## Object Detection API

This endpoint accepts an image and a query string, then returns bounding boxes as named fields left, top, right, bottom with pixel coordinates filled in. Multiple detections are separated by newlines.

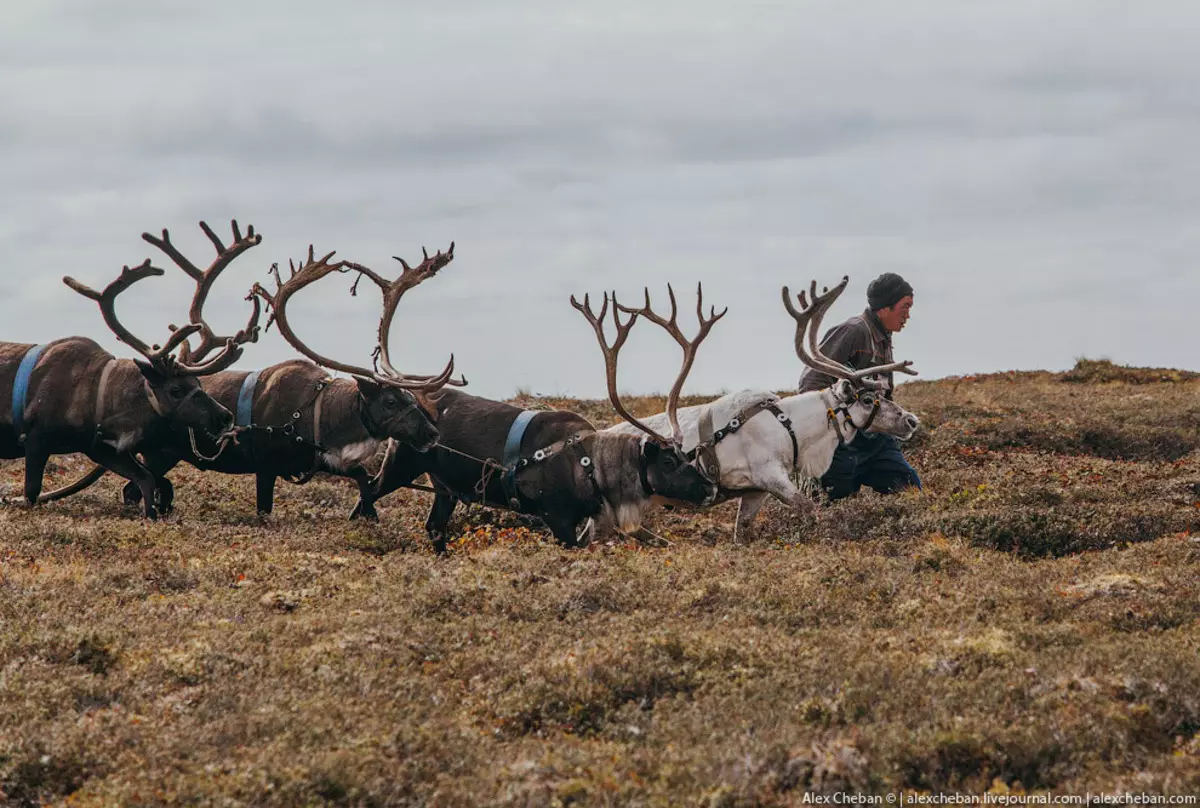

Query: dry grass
left=2, top=359, right=1198, bottom=805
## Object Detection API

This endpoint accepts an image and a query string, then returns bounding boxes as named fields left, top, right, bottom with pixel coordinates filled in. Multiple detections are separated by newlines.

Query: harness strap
left=501, top=410, right=539, bottom=507
left=12, top=344, right=47, bottom=441
left=236, top=370, right=262, bottom=427
left=763, top=403, right=799, bottom=468
left=94, top=360, right=117, bottom=425
left=90, top=359, right=118, bottom=449
left=690, top=399, right=800, bottom=475
left=827, top=397, right=881, bottom=446
left=857, top=399, right=882, bottom=431
left=827, top=407, right=849, bottom=446
left=312, top=381, right=329, bottom=447
left=144, top=379, right=166, bottom=416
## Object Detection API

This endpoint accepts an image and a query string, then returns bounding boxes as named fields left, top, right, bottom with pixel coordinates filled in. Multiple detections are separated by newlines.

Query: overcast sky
left=2, top=1, right=1197, bottom=399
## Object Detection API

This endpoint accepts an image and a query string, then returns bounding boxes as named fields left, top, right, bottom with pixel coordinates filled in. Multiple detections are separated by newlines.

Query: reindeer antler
left=251, top=243, right=464, bottom=392
left=781, top=276, right=917, bottom=389
left=341, top=242, right=465, bottom=391
left=142, top=219, right=263, bottom=376
left=64, top=260, right=203, bottom=368
left=570, top=291, right=676, bottom=446
left=615, top=283, right=726, bottom=446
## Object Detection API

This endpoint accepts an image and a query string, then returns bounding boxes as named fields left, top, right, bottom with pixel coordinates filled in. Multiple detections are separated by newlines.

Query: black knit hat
left=867, top=273, right=913, bottom=311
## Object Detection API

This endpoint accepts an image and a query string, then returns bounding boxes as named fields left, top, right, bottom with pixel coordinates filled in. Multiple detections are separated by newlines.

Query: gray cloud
left=2, top=1, right=1198, bottom=399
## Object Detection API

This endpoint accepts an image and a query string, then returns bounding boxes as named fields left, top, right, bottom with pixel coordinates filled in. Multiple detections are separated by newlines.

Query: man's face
left=877, top=295, right=913, bottom=333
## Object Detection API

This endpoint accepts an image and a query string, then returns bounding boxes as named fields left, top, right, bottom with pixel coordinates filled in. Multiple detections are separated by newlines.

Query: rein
left=428, top=429, right=602, bottom=508
left=189, top=427, right=235, bottom=462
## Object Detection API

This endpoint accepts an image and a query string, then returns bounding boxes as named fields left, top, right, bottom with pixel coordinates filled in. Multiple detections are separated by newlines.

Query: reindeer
left=352, top=284, right=725, bottom=551
left=0, top=221, right=259, bottom=518
left=604, top=276, right=921, bottom=542
left=86, top=243, right=462, bottom=517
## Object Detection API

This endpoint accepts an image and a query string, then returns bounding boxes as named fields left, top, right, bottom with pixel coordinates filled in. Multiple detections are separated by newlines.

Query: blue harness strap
left=235, top=369, right=262, bottom=427
left=500, top=410, right=538, bottom=507
left=12, top=344, right=47, bottom=440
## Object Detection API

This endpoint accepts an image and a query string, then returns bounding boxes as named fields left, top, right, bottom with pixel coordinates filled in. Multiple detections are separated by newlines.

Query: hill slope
left=1, top=359, right=1198, bottom=803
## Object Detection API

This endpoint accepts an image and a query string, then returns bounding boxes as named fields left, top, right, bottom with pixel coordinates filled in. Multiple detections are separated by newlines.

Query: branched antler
left=64, top=259, right=202, bottom=370
left=145, top=219, right=263, bottom=375
left=340, top=242, right=464, bottom=390
left=570, top=291, right=676, bottom=446
left=617, top=282, right=727, bottom=446
left=250, top=243, right=464, bottom=392
left=781, top=276, right=917, bottom=389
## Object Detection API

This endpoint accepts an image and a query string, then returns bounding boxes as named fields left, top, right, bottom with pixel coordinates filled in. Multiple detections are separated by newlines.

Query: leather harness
left=11, top=344, right=47, bottom=442
left=219, top=371, right=332, bottom=482
left=10, top=348, right=202, bottom=451
left=688, top=399, right=800, bottom=481
left=495, top=410, right=601, bottom=509
left=825, top=390, right=882, bottom=446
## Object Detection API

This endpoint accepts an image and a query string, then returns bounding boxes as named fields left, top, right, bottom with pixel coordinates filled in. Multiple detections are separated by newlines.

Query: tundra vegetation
left=1, top=359, right=1198, bottom=805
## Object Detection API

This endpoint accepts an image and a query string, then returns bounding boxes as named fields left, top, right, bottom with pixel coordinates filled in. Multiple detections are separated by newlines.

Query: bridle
left=826, top=386, right=882, bottom=446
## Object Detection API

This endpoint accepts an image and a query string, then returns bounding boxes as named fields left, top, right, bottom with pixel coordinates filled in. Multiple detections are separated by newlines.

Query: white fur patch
left=105, top=430, right=142, bottom=454
left=322, top=438, right=381, bottom=472
left=605, top=500, right=646, bottom=533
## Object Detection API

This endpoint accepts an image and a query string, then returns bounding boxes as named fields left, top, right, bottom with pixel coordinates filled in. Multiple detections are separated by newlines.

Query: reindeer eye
left=383, top=395, right=397, bottom=409
left=169, top=385, right=185, bottom=399
left=861, top=395, right=874, bottom=405
left=663, top=453, right=679, bottom=470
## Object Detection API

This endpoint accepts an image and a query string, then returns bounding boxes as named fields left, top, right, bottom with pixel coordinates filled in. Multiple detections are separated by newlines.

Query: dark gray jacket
left=798, top=308, right=895, bottom=397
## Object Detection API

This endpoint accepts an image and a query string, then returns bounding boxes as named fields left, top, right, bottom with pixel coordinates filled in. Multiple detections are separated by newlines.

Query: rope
left=188, top=428, right=234, bottom=462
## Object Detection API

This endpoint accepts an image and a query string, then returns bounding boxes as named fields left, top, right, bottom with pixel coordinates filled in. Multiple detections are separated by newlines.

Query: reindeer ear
left=355, top=377, right=383, bottom=398
left=834, top=379, right=855, bottom=402
left=642, top=440, right=662, bottom=461
left=134, top=359, right=167, bottom=385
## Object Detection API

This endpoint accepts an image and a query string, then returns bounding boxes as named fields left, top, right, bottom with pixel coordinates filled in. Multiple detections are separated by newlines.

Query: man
left=798, top=272, right=920, bottom=501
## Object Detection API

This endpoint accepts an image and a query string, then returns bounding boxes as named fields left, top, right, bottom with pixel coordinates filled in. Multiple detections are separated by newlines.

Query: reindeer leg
left=347, top=467, right=378, bottom=521
left=543, top=512, right=586, bottom=549
left=742, top=472, right=817, bottom=543
left=21, top=433, right=50, bottom=507
left=156, top=477, right=176, bottom=514
left=121, top=480, right=143, bottom=510
left=86, top=447, right=159, bottom=519
left=255, top=473, right=278, bottom=516
left=123, top=449, right=180, bottom=513
left=425, top=490, right=459, bottom=553
left=733, top=491, right=771, bottom=544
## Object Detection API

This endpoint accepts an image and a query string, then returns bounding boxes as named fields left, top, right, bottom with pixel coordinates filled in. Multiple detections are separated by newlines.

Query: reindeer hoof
left=350, top=501, right=378, bottom=521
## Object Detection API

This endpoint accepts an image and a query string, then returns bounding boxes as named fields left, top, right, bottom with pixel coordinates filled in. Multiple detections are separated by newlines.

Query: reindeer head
left=572, top=283, right=726, bottom=506
left=827, top=379, right=920, bottom=441
left=783, top=277, right=921, bottom=442
left=63, top=220, right=266, bottom=438
left=250, top=243, right=464, bottom=453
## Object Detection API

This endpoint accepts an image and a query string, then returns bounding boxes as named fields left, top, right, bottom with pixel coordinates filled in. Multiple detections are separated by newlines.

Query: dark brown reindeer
left=0, top=221, right=259, bottom=517
left=353, top=284, right=724, bottom=552
left=66, top=244, right=458, bottom=517
left=104, top=243, right=463, bottom=517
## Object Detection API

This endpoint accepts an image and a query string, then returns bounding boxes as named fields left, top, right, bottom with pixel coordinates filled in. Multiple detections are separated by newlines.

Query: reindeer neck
left=775, top=389, right=852, bottom=477
left=588, top=433, right=650, bottom=532
left=311, top=379, right=371, bottom=448
left=94, top=360, right=160, bottom=451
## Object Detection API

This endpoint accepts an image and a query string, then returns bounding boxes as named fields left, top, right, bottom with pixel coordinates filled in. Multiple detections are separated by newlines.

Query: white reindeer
left=605, top=276, right=921, bottom=542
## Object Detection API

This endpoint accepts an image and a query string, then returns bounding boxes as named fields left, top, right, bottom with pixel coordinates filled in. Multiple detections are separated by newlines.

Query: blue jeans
left=821, top=433, right=921, bottom=501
